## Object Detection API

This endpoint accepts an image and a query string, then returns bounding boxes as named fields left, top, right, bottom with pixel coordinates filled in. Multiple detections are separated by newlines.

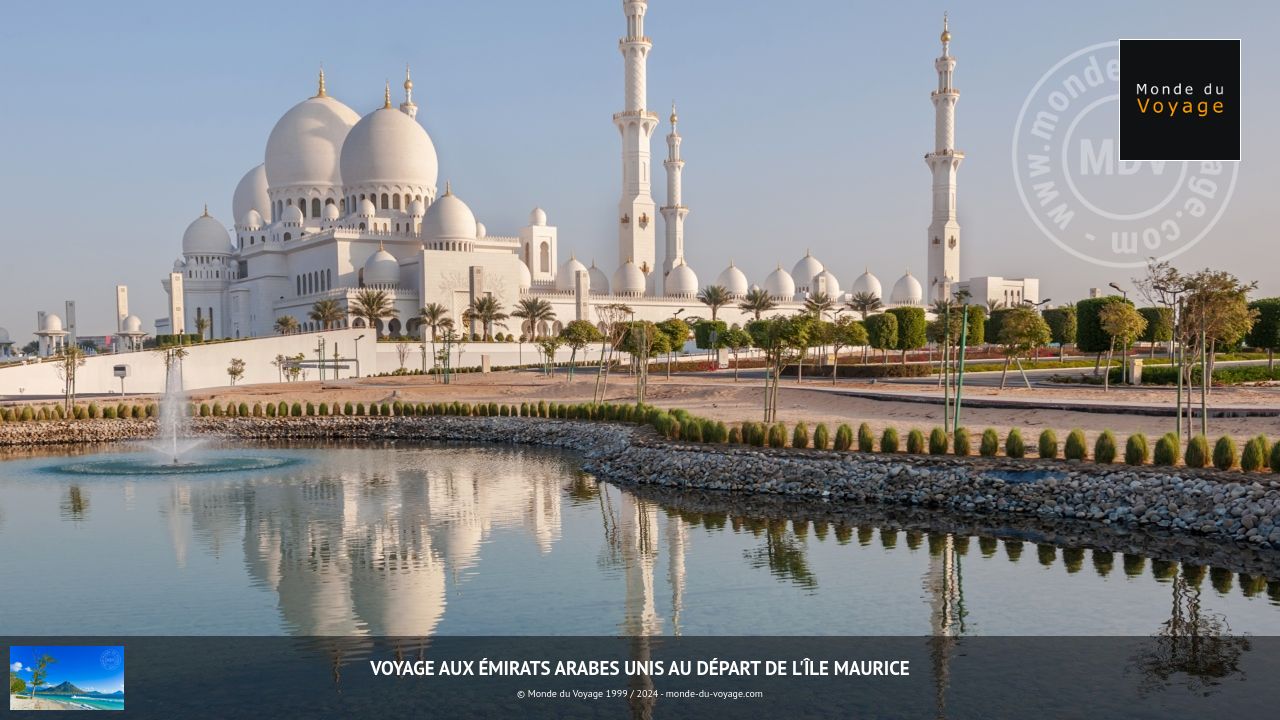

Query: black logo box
left=1119, top=39, right=1240, bottom=161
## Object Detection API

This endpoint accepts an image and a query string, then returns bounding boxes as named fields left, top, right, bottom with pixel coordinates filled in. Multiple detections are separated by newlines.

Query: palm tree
left=194, top=316, right=211, bottom=341
left=846, top=291, right=882, bottom=320
left=986, top=298, right=1005, bottom=312
left=804, top=292, right=835, bottom=321
left=463, top=295, right=509, bottom=341
left=697, top=285, right=731, bottom=322
left=416, top=303, right=450, bottom=341
left=273, top=315, right=299, bottom=335
left=512, top=297, right=556, bottom=340
left=738, top=287, right=776, bottom=320
left=352, top=289, right=397, bottom=336
left=309, top=299, right=343, bottom=330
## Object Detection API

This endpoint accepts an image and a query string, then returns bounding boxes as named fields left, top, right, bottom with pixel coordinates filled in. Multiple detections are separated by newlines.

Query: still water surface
left=0, top=441, right=1276, bottom=636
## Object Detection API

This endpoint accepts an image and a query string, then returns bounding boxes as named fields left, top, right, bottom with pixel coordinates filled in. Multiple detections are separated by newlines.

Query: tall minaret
left=660, top=101, right=688, bottom=291
left=926, top=13, right=963, bottom=303
left=400, top=64, right=418, bottom=119
left=615, top=0, right=659, bottom=290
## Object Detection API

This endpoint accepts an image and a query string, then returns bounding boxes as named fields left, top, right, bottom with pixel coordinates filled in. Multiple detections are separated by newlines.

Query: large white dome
left=588, top=261, right=610, bottom=295
left=715, top=262, right=749, bottom=297
left=422, top=190, right=477, bottom=242
left=182, top=211, right=231, bottom=255
left=122, top=315, right=143, bottom=333
left=890, top=271, right=923, bottom=305
left=814, top=269, right=841, bottom=297
left=665, top=262, right=699, bottom=298
left=612, top=260, right=646, bottom=296
left=363, top=246, right=400, bottom=286
left=557, top=256, right=588, bottom=292
left=233, top=164, right=271, bottom=225
left=516, top=258, right=533, bottom=290
left=339, top=106, right=438, bottom=195
left=791, top=251, right=825, bottom=291
left=264, top=94, right=360, bottom=191
left=40, top=314, right=64, bottom=333
left=850, top=268, right=882, bottom=298
left=763, top=265, right=796, bottom=300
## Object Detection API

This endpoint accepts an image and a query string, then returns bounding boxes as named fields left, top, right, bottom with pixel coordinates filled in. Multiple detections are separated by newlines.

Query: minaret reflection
left=925, top=532, right=965, bottom=719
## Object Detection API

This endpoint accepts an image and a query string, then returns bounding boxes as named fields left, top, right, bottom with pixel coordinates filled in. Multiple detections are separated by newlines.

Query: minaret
left=400, top=64, right=418, bottom=119
left=614, top=0, right=658, bottom=291
left=926, top=13, right=963, bottom=303
left=660, top=101, right=688, bottom=291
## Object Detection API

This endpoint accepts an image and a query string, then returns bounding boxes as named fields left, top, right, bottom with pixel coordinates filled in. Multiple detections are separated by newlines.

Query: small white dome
left=814, top=269, right=841, bottom=297
left=763, top=265, right=796, bottom=300
left=475, top=221, right=487, bottom=238
left=363, top=246, right=400, bottom=286
left=612, top=260, right=646, bottom=296
left=557, top=256, right=588, bottom=292
left=850, top=268, right=882, bottom=299
left=182, top=211, right=232, bottom=255
left=890, top=270, right=923, bottom=305
left=323, top=202, right=340, bottom=221
left=516, top=258, right=533, bottom=289
left=264, top=94, right=360, bottom=191
left=715, top=262, right=749, bottom=297
left=357, top=198, right=377, bottom=217
left=665, top=262, right=699, bottom=298
left=408, top=199, right=426, bottom=217
left=422, top=191, right=477, bottom=242
left=588, top=262, right=610, bottom=295
left=123, top=315, right=143, bottom=333
left=530, top=207, right=547, bottom=226
left=40, top=314, right=64, bottom=333
left=340, top=106, right=438, bottom=194
left=233, top=164, right=271, bottom=225
left=791, top=250, right=825, bottom=291
left=281, top=204, right=304, bottom=225
left=240, top=209, right=264, bottom=230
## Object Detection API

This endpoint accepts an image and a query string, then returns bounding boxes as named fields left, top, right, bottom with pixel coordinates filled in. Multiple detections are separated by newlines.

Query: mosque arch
left=283, top=232, right=292, bottom=242
left=352, top=317, right=366, bottom=328
left=311, top=198, right=321, bottom=217
left=388, top=318, right=402, bottom=336
left=392, top=194, right=401, bottom=210
left=380, top=193, right=389, bottom=210
left=539, top=242, right=550, bottom=273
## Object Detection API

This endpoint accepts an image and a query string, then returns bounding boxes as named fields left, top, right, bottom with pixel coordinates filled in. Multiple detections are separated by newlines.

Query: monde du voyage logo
left=1013, top=39, right=1240, bottom=268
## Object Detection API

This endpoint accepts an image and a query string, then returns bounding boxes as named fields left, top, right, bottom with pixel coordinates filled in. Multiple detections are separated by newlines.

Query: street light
left=1153, top=280, right=1190, bottom=440
left=1108, top=282, right=1128, bottom=300
left=1022, top=298, right=1051, bottom=309
left=354, top=334, right=366, bottom=378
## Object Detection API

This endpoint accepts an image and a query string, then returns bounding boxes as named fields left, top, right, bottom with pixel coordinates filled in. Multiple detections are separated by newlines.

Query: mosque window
left=539, top=242, right=550, bottom=273
left=359, top=223, right=366, bottom=231
left=286, top=198, right=292, bottom=206
left=311, top=198, right=321, bottom=217
left=284, top=233, right=292, bottom=242
left=381, top=193, right=390, bottom=210
left=327, top=269, right=332, bottom=289
left=392, top=195, right=401, bottom=210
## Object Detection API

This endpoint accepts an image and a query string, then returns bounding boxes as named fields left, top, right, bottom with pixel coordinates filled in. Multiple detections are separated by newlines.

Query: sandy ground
left=9, top=694, right=88, bottom=710
left=164, top=368, right=1280, bottom=444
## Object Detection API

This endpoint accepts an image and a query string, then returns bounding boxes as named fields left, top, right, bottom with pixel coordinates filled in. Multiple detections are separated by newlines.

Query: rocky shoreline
left=3, top=416, right=1279, bottom=555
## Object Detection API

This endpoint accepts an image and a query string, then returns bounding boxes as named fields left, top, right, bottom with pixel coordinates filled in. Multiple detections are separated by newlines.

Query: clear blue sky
left=10, top=645, right=125, bottom=693
left=0, top=0, right=1274, bottom=340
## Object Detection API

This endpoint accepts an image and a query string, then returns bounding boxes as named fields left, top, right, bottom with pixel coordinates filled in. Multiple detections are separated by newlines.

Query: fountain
left=49, top=346, right=296, bottom=477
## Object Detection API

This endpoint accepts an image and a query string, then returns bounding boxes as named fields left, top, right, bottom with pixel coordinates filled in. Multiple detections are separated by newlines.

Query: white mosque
left=154, top=4, right=1037, bottom=343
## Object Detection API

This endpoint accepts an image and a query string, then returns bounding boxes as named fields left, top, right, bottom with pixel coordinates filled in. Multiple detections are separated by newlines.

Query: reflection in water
left=60, top=485, right=89, bottom=521
left=1136, top=567, right=1252, bottom=695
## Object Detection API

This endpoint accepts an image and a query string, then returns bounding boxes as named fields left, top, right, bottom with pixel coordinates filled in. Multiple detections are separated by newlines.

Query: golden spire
left=202, top=203, right=209, bottom=217
left=444, top=180, right=452, bottom=196
left=404, top=64, right=413, bottom=93
left=670, top=100, right=678, bottom=125
left=941, top=12, right=951, bottom=44
left=383, top=81, right=392, bottom=109
left=316, top=65, right=327, bottom=98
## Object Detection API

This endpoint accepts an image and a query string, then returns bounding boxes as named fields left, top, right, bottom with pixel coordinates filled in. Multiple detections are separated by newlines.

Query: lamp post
left=354, top=334, right=365, bottom=378
left=1153, top=280, right=1188, bottom=442
left=1108, top=283, right=1130, bottom=383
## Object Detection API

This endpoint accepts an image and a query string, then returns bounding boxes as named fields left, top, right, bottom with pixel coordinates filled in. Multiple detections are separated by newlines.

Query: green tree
left=828, top=316, right=868, bottom=383
left=226, top=357, right=245, bottom=386
left=1042, top=304, right=1076, bottom=360
left=864, top=313, right=898, bottom=364
left=720, top=325, right=753, bottom=381
left=697, top=285, right=731, bottom=322
left=997, top=306, right=1052, bottom=389
left=10, top=670, right=25, bottom=694
left=846, top=291, right=882, bottom=320
left=308, top=299, right=343, bottom=330
left=747, top=315, right=809, bottom=421
left=463, top=295, right=509, bottom=341
left=1246, top=298, right=1280, bottom=371
left=559, top=320, right=603, bottom=380
left=738, top=287, right=776, bottom=320
left=1076, top=296, right=1129, bottom=368
left=1137, top=306, right=1174, bottom=358
left=887, top=307, right=927, bottom=364
left=273, top=315, right=299, bottom=335
left=352, top=288, right=398, bottom=336
left=656, top=317, right=690, bottom=378
left=30, top=653, right=56, bottom=701
left=693, top=319, right=729, bottom=351
left=416, top=303, right=451, bottom=341
left=1181, top=269, right=1257, bottom=409
left=1099, top=302, right=1148, bottom=392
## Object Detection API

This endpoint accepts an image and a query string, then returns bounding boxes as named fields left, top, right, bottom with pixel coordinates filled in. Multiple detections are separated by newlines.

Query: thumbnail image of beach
left=9, top=645, right=124, bottom=711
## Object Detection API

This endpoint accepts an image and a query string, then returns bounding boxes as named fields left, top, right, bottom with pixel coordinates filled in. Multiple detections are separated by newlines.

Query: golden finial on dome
left=670, top=100, right=678, bottom=125
left=202, top=203, right=209, bottom=217
left=316, top=65, right=327, bottom=98
left=383, top=81, right=392, bottom=109
left=941, top=12, right=951, bottom=44
left=404, top=64, right=413, bottom=92
left=444, top=180, right=452, bottom=196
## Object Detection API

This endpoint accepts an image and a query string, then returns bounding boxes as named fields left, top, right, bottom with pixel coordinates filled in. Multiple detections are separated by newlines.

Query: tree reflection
left=59, top=485, right=89, bottom=521
left=744, top=521, right=817, bottom=590
left=1135, top=568, right=1251, bottom=696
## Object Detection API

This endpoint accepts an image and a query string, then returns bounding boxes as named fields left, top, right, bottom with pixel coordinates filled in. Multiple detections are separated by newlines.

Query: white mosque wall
left=0, top=329, right=374, bottom=397
left=373, top=341, right=589, bottom=375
